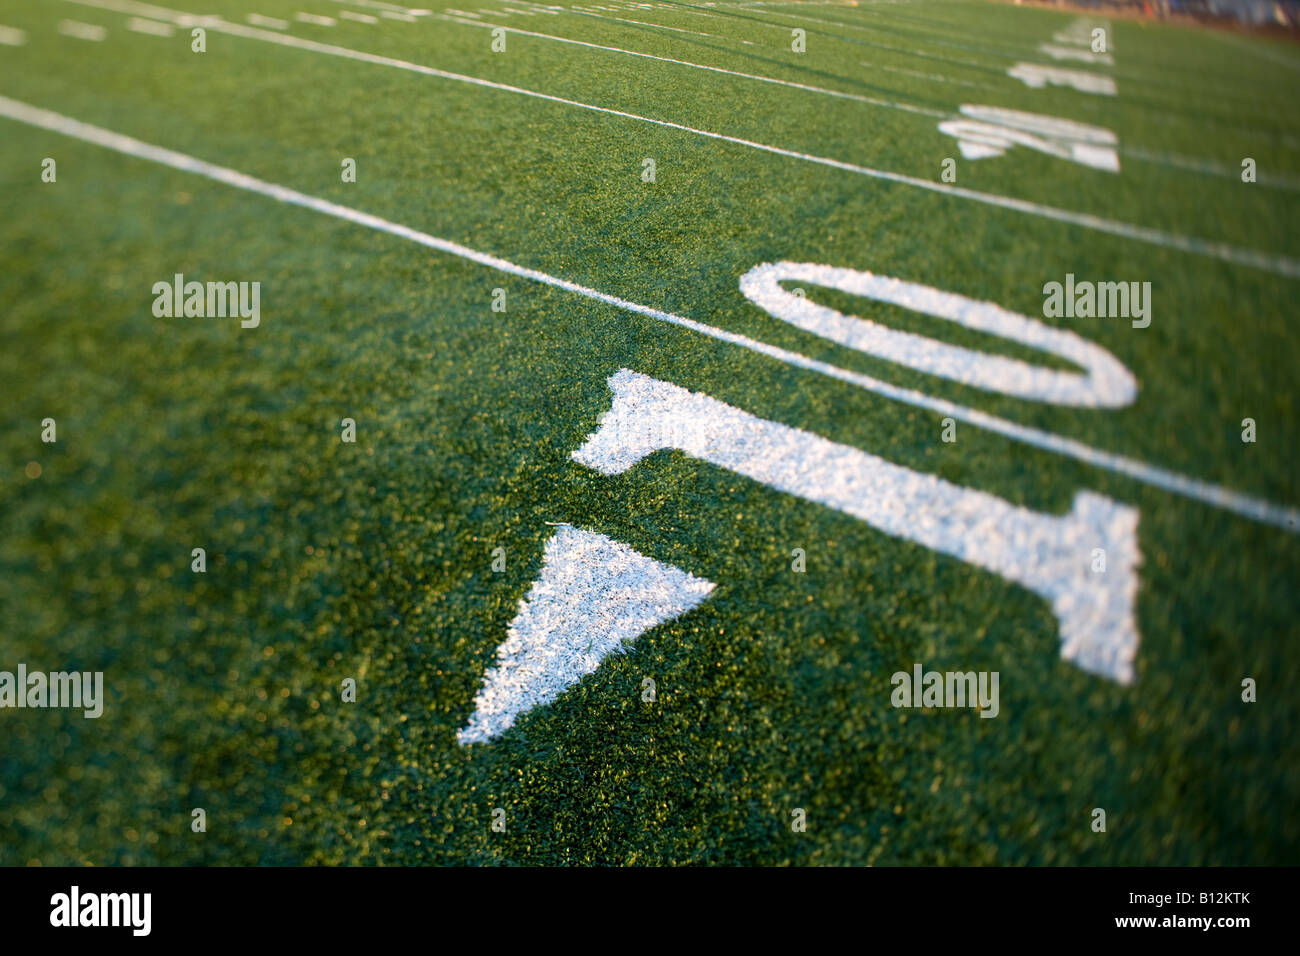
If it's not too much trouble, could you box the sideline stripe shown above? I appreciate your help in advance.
[0,93,1295,533]
[55,0,1300,279]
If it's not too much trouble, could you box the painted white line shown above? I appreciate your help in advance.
[58,19,107,41]
[596,14,715,37]
[458,525,714,743]
[339,10,379,23]
[757,6,1020,63]
[295,12,337,25]
[874,62,984,89]
[1207,28,1300,73]
[0,94,1293,533]
[435,13,943,118]
[572,7,715,35]
[1123,145,1300,194]
[574,370,1141,683]
[849,32,1000,78]
[0,25,27,45]
[127,15,173,34]
[53,0,1300,279]
[323,0,424,13]
[852,3,1291,117]
[381,10,416,20]
[247,13,289,29]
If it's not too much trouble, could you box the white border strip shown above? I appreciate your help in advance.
[0,94,1294,532]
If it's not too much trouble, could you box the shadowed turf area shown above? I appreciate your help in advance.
[1,0,1298,864]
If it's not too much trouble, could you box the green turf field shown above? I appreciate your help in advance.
[1,0,1298,865]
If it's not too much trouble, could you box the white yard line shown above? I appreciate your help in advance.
[658,5,718,16]
[854,0,1290,109]
[758,6,1039,65]
[54,0,1300,281]
[435,13,944,117]
[573,9,716,37]
[322,0,428,14]
[127,15,173,34]
[0,93,1295,533]
[58,19,107,40]
[247,13,289,29]
[0,25,27,45]
[295,12,338,25]
[1122,145,1300,194]
[874,62,986,89]
[1206,28,1300,73]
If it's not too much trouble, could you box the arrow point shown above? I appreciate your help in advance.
[457,526,714,744]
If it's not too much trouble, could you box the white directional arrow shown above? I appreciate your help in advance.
[457,525,715,744]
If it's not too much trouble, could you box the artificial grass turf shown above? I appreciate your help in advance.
[1,0,1298,864]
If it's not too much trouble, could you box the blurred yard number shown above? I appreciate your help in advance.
[1039,43,1113,66]
[569,261,1145,682]
[1052,21,1108,54]
[737,262,1136,407]
[574,370,1141,684]
[1007,63,1116,96]
[938,105,1119,172]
